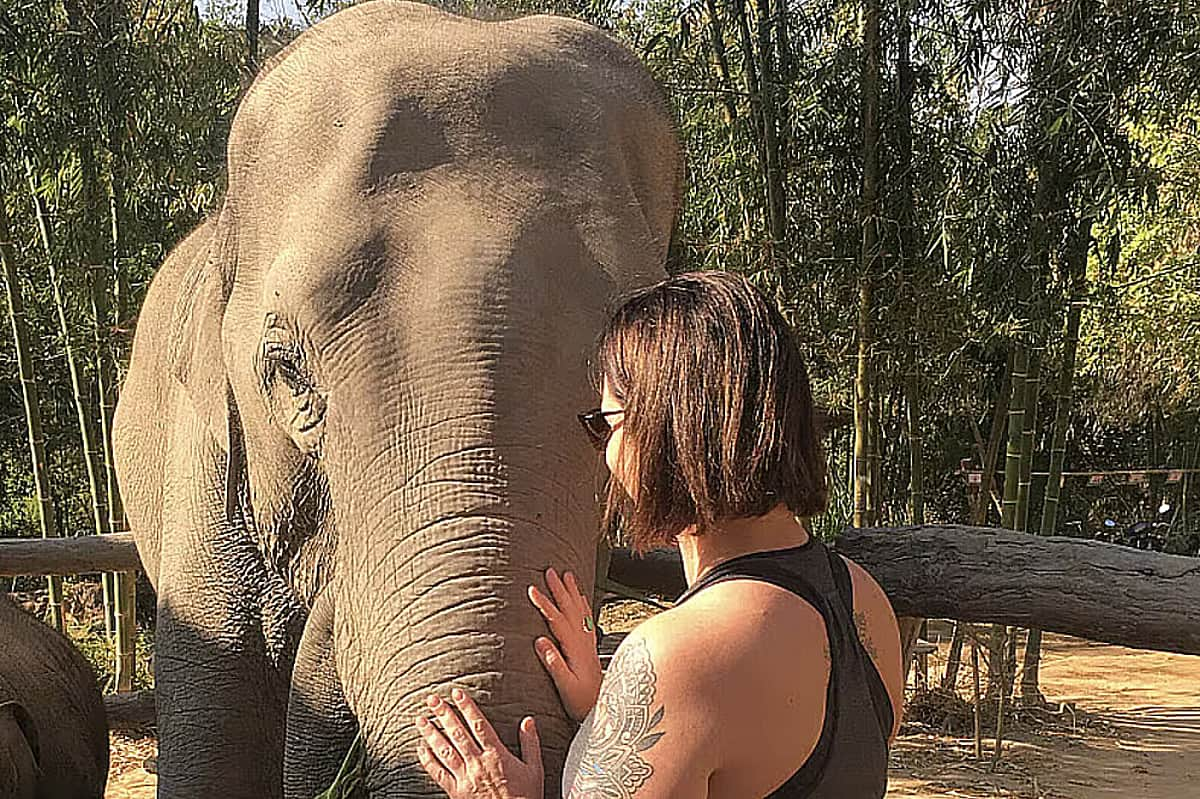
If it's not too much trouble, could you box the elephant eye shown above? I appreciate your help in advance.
[262,340,308,390]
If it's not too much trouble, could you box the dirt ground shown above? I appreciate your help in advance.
[104,617,1200,799]
[888,632,1199,799]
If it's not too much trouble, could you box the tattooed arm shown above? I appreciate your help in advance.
[565,630,714,799]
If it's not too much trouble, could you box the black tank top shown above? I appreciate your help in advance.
[676,537,893,798]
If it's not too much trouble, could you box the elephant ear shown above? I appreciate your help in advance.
[167,209,237,454]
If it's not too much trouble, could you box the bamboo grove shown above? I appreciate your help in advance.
[2,0,1198,701]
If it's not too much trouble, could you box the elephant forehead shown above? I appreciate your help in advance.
[248,184,600,332]
[225,3,655,200]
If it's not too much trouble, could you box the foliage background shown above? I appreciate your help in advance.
[2,0,1197,564]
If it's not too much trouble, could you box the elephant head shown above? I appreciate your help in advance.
[114,2,681,796]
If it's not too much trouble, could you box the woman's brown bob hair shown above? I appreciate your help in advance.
[598,271,828,552]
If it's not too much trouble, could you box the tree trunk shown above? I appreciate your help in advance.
[103,690,156,731]
[0,180,65,631]
[246,0,260,72]
[610,526,1200,655]
[0,532,142,576]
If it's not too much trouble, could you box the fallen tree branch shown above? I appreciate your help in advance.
[5,527,1197,655]
[0,533,142,576]
[609,525,1200,656]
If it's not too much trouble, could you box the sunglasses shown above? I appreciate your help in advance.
[577,408,624,451]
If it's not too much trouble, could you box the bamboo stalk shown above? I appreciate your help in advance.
[114,571,137,692]
[701,0,754,245]
[906,366,924,524]
[104,158,126,535]
[24,160,111,540]
[988,346,1029,697]
[1023,216,1093,702]
[246,0,260,72]
[80,145,122,643]
[753,0,787,250]
[26,158,116,646]
[944,360,1012,691]
[103,157,133,685]
[1015,347,1042,532]
[1,178,65,631]
[899,358,926,682]
[971,632,982,759]
[854,0,882,528]
[854,278,874,527]
[991,626,1011,769]
[1000,348,1030,531]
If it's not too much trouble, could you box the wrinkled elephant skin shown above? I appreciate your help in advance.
[112,2,682,797]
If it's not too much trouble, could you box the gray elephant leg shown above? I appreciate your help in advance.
[154,426,301,798]
[284,587,357,799]
[155,568,295,797]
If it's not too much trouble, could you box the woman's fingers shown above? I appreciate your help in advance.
[427,694,481,759]
[563,570,590,617]
[528,584,563,624]
[416,741,456,793]
[416,714,463,777]
[519,716,543,772]
[535,636,575,684]
[546,567,574,614]
[449,688,504,752]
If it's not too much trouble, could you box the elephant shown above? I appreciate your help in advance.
[0,593,109,799]
[111,2,682,797]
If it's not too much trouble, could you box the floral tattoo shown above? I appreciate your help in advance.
[568,638,666,798]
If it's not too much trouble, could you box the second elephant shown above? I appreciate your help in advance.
[0,593,109,799]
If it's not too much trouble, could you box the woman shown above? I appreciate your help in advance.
[415,272,904,798]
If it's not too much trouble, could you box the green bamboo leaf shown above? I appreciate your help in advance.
[313,732,367,799]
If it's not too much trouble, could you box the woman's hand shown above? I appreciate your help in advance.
[528,568,602,722]
[416,689,543,799]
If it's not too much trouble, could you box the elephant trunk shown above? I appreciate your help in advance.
[327,395,602,797]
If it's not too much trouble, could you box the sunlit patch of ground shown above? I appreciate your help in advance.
[887,632,1200,799]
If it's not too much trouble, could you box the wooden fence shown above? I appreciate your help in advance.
[3,524,1198,732]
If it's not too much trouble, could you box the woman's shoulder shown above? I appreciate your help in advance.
[621,580,830,695]
[605,581,833,784]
